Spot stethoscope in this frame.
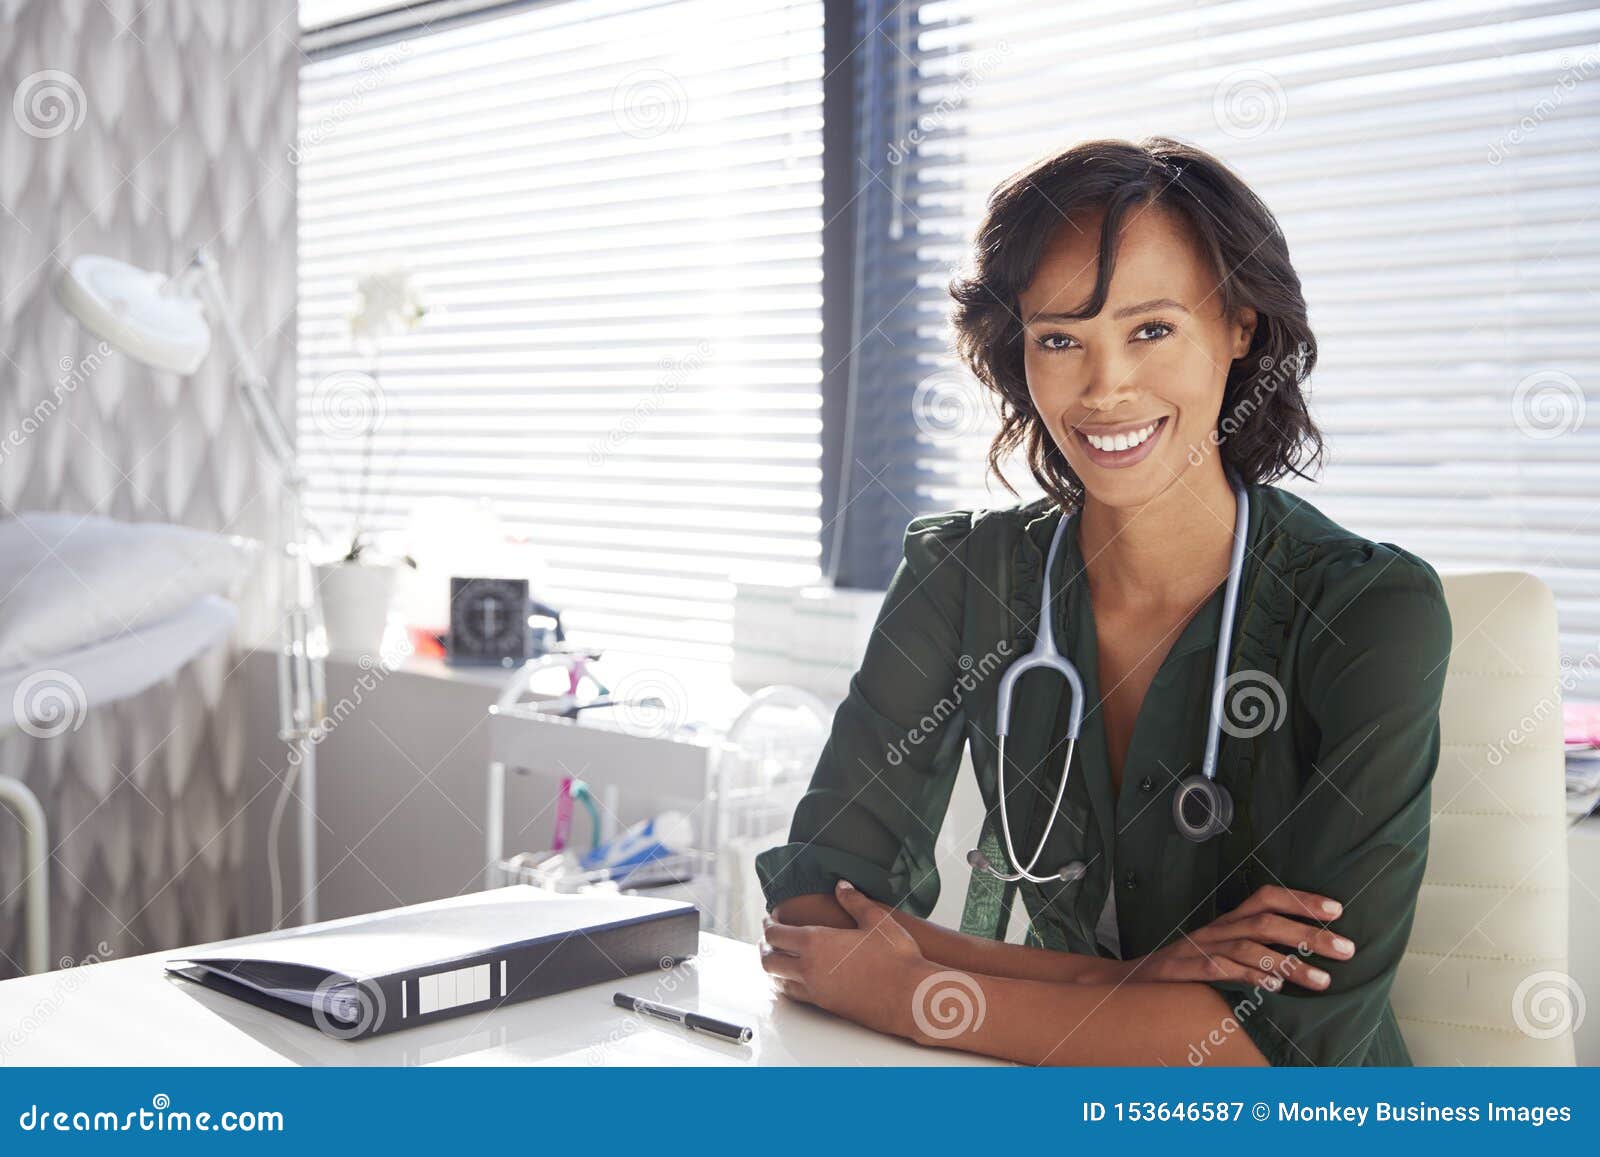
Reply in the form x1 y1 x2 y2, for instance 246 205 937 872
967 483 1249 885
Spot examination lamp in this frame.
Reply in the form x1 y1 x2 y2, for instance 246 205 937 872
56 249 330 925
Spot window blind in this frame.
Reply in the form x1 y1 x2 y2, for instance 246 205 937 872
297 0 825 664
848 0 1600 693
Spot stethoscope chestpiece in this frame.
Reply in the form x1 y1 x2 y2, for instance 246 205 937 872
1172 774 1234 842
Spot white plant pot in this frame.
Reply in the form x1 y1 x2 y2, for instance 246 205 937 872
315 562 399 657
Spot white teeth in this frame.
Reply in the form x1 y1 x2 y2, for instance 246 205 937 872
1084 421 1159 452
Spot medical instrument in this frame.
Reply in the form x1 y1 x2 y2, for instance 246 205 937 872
967 483 1249 884
56 249 330 925
551 778 602 855
581 811 694 878
613 992 753 1044
485 662 827 933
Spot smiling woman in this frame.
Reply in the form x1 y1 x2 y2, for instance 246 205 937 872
951 137 1322 513
755 137 1452 1068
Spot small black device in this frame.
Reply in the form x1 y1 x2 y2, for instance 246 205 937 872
447 576 531 667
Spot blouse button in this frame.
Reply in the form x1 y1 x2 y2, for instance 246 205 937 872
1123 870 1138 890
1139 776 1153 793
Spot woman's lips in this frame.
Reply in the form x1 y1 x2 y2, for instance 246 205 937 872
1074 416 1168 470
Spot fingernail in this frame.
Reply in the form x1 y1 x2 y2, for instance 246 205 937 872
1322 900 1342 916
837 879 854 892
1308 967 1330 987
1331 936 1354 957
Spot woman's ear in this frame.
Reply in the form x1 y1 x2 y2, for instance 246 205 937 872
1231 306 1258 360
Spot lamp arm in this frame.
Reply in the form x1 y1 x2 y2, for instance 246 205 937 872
189 248 299 478
189 247 328 924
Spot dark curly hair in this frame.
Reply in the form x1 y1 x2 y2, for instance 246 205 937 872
948 136 1322 510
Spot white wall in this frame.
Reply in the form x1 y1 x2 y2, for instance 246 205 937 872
0 0 298 975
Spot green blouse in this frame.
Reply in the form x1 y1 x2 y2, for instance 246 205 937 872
756 484 1452 1067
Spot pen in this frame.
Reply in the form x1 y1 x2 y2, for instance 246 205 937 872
612 992 754 1044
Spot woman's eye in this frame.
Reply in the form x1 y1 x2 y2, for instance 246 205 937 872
1035 332 1077 352
1133 321 1173 342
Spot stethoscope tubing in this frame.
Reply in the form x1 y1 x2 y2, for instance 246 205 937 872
973 484 1249 884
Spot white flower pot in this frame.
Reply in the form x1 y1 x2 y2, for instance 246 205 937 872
315 562 399 657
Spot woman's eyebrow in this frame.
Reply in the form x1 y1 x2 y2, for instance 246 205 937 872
1112 296 1191 319
1024 296 1192 324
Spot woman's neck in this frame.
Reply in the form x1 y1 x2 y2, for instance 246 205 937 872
1076 467 1238 609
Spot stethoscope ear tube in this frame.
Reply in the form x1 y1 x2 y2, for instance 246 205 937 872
1182 481 1250 844
970 483 1251 882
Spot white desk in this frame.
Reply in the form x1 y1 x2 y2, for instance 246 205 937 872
0 931 995 1067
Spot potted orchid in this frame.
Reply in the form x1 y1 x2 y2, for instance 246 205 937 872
313 265 426 656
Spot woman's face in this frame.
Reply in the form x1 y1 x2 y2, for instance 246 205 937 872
1017 202 1256 510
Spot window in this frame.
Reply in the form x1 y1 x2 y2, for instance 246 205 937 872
297 0 825 664
844 0 1600 692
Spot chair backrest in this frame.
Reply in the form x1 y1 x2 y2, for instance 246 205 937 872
938 570 1578 1063
1390 571 1575 1065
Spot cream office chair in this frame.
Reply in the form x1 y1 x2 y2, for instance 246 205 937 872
936 570 1577 1063
1391 571 1575 1065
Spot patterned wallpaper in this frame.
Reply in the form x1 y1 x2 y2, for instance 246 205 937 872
0 0 298 976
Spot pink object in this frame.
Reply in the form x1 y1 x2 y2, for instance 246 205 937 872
552 776 575 852
1564 701 1600 747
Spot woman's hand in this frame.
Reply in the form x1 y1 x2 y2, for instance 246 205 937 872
1126 885 1355 992
759 880 934 1039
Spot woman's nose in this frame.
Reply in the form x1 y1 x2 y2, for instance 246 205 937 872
1079 360 1139 410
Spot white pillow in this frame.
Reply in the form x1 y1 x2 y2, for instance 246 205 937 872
0 512 258 669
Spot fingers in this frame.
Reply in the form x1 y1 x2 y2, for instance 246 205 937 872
772 976 813 1005
1217 939 1331 992
758 938 807 982
1229 884 1343 923
760 918 811 954
1182 947 1272 988
832 879 883 924
1229 913 1356 962
1160 937 1334 992
1276 955 1332 992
